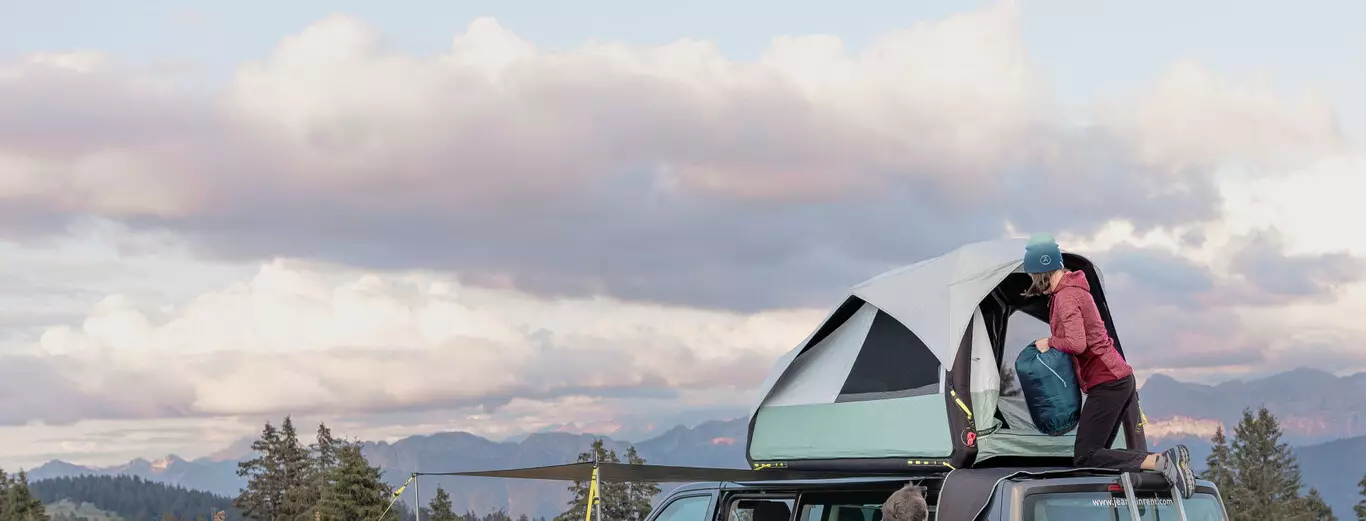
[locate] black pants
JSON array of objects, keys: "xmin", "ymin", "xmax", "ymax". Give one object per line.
[{"xmin": 1074, "ymin": 374, "xmax": 1149, "ymax": 470}]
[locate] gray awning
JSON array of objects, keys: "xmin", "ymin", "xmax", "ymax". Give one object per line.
[{"xmin": 417, "ymin": 462, "xmax": 894, "ymax": 483}]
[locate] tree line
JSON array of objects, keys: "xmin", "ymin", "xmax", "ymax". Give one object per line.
[
  {"xmin": 234, "ymin": 418, "xmax": 659, "ymax": 521},
  {"xmin": 30, "ymin": 474, "xmax": 240, "ymax": 521},
  {"xmin": 24, "ymin": 405, "xmax": 1366, "ymax": 521}
]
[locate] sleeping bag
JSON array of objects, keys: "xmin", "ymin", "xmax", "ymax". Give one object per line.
[{"xmin": 1014, "ymin": 344, "xmax": 1082, "ymax": 436}]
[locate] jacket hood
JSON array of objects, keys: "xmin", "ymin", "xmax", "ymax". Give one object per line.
[{"xmin": 1054, "ymin": 269, "xmax": 1091, "ymax": 293}]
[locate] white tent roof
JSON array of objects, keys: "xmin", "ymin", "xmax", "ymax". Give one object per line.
[
  {"xmin": 757, "ymin": 238, "xmax": 1055, "ymax": 396},
  {"xmin": 850, "ymin": 238, "xmax": 1034, "ymax": 365},
  {"xmin": 751, "ymin": 238, "xmax": 1067, "ymax": 412}
]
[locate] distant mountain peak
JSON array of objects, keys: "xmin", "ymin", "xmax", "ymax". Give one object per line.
[{"xmin": 151, "ymin": 455, "xmax": 184, "ymax": 473}]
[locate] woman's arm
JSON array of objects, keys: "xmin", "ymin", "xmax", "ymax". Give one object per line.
[{"xmin": 1046, "ymin": 292, "xmax": 1087, "ymax": 355}]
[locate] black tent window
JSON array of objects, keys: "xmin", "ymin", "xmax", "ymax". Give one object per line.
[{"xmin": 836, "ymin": 310, "xmax": 940, "ymax": 402}]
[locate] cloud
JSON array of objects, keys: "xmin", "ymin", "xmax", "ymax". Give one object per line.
[
  {"xmin": 1073, "ymin": 227, "xmax": 1366, "ymax": 377},
  {"xmin": 0, "ymin": 2, "xmax": 1346, "ymax": 312},
  {"xmin": 1095, "ymin": 59, "xmax": 1346, "ymax": 174},
  {"xmin": 10, "ymin": 224, "xmax": 1359, "ymax": 431},
  {"xmin": 1225, "ymin": 229, "xmax": 1366, "ymax": 303},
  {"xmin": 2, "ymin": 1, "xmax": 1364, "ymax": 465},
  {"xmin": 18, "ymin": 260, "xmax": 819, "ymax": 427}
]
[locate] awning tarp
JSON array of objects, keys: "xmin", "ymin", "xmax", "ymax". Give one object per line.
[{"xmin": 416, "ymin": 462, "xmax": 900, "ymax": 483}]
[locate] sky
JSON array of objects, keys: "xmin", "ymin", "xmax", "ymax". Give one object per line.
[{"xmin": 0, "ymin": 0, "xmax": 1364, "ymax": 468}]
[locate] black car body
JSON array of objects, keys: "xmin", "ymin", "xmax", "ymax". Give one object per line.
[{"xmin": 643, "ymin": 469, "xmax": 1228, "ymax": 521}]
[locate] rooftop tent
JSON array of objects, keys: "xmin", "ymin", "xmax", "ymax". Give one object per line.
[{"xmin": 745, "ymin": 239, "xmax": 1140, "ymax": 472}]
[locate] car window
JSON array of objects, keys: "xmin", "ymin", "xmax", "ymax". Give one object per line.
[
  {"xmin": 1024, "ymin": 492, "xmax": 1226, "ymax": 521},
  {"xmin": 654, "ymin": 495, "xmax": 713, "ymax": 521},
  {"xmin": 728, "ymin": 498, "xmax": 796, "ymax": 521}
]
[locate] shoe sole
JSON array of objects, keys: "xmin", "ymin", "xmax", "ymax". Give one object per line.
[
  {"xmin": 1176, "ymin": 445, "xmax": 1195, "ymax": 498},
  {"xmin": 1163, "ymin": 445, "xmax": 1196, "ymax": 497}
]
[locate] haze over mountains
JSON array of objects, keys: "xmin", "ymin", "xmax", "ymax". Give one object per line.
[{"xmin": 28, "ymin": 368, "xmax": 1366, "ymax": 519}]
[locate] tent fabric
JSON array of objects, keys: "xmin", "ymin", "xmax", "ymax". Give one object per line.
[
  {"xmin": 417, "ymin": 462, "xmax": 884, "ymax": 483},
  {"xmin": 849, "ymin": 239, "xmax": 1026, "ymax": 367},
  {"xmin": 764, "ymin": 303, "xmax": 877, "ymax": 407},
  {"xmin": 974, "ymin": 423, "xmax": 1130, "ymax": 462},
  {"xmin": 750, "ymin": 300, "xmax": 952, "ymax": 461},
  {"xmin": 967, "ymin": 308, "xmax": 1001, "ymax": 435},
  {"xmin": 749, "ymin": 394, "xmax": 953, "ymax": 461}
]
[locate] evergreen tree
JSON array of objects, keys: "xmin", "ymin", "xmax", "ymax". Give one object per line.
[
  {"xmin": 5, "ymin": 469, "xmax": 50, "ymax": 521},
  {"xmin": 427, "ymin": 486, "xmax": 458, "ymax": 521},
  {"xmin": 555, "ymin": 440, "xmax": 618, "ymax": 521},
  {"xmin": 0, "ymin": 468, "xmax": 13, "ymax": 521},
  {"xmin": 278, "ymin": 416, "xmax": 314, "ymax": 520},
  {"xmin": 1304, "ymin": 488, "xmax": 1336, "ymax": 521},
  {"xmin": 555, "ymin": 441, "xmax": 659, "ymax": 521},
  {"xmin": 1355, "ymin": 474, "xmax": 1366, "ymax": 521},
  {"xmin": 296, "ymin": 422, "xmax": 342, "ymax": 520},
  {"xmin": 618, "ymin": 447, "xmax": 659, "ymax": 521},
  {"xmin": 236, "ymin": 421, "xmax": 285, "ymax": 520},
  {"xmin": 318, "ymin": 442, "xmax": 399, "ymax": 521},
  {"xmin": 1224, "ymin": 407, "xmax": 1309, "ymax": 521},
  {"xmin": 313, "ymin": 423, "xmax": 342, "ymax": 478},
  {"xmin": 1203, "ymin": 426, "xmax": 1236, "ymax": 495}
]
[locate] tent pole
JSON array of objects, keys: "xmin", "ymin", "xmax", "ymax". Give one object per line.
[{"xmin": 594, "ymin": 463, "xmax": 602, "ymax": 521}]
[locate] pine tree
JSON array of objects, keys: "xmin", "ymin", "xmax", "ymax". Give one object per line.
[
  {"xmin": 1225, "ymin": 407, "xmax": 1308, "ymax": 521},
  {"xmin": 618, "ymin": 446, "xmax": 659, "ymax": 521},
  {"xmin": 1304, "ymin": 488, "xmax": 1336, "ymax": 521},
  {"xmin": 1204, "ymin": 426, "xmax": 1236, "ymax": 495},
  {"xmin": 236, "ymin": 421, "xmax": 285, "ymax": 520},
  {"xmin": 554, "ymin": 441, "xmax": 659, "ymax": 521},
  {"xmin": 295, "ymin": 422, "xmax": 342, "ymax": 520},
  {"xmin": 428, "ymin": 486, "xmax": 458, "ymax": 521},
  {"xmin": 313, "ymin": 423, "xmax": 342, "ymax": 478},
  {"xmin": 318, "ymin": 442, "xmax": 399, "ymax": 521},
  {"xmin": 278, "ymin": 416, "xmax": 313, "ymax": 521},
  {"xmin": 556, "ymin": 440, "xmax": 618, "ymax": 521},
  {"xmin": 1355, "ymin": 474, "xmax": 1366, "ymax": 521},
  {"xmin": 6, "ymin": 469, "xmax": 51, "ymax": 521}
]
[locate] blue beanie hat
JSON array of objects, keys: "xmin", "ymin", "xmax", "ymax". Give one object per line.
[{"xmin": 1022, "ymin": 233, "xmax": 1063, "ymax": 274}]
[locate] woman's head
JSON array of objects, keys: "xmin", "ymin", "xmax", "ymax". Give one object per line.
[{"xmin": 1022, "ymin": 233, "xmax": 1064, "ymax": 297}]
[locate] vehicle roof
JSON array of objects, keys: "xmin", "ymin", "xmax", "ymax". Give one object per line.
[{"xmin": 664, "ymin": 472, "xmax": 1216, "ymax": 495}]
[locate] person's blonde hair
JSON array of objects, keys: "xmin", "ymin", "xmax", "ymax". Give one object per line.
[
  {"xmin": 882, "ymin": 483, "xmax": 928, "ymax": 521},
  {"xmin": 1023, "ymin": 268, "xmax": 1063, "ymax": 297}
]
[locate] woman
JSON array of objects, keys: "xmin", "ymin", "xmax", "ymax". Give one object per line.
[{"xmin": 1022, "ymin": 233, "xmax": 1196, "ymax": 498}]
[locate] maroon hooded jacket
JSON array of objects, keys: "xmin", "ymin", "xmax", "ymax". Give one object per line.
[{"xmin": 1047, "ymin": 270, "xmax": 1133, "ymax": 393}]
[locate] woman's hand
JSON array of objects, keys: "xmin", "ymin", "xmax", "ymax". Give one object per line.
[{"xmin": 1034, "ymin": 338, "xmax": 1051, "ymax": 353}]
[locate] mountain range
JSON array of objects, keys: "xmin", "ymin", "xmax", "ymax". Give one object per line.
[{"xmin": 27, "ymin": 368, "xmax": 1366, "ymax": 519}]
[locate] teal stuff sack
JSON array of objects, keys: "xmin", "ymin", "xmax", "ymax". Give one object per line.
[{"xmin": 1014, "ymin": 344, "xmax": 1082, "ymax": 436}]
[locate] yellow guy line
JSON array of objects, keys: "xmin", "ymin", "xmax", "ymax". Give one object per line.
[{"xmin": 376, "ymin": 473, "xmax": 416, "ymax": 521}]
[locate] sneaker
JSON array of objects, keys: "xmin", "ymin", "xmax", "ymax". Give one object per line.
[
  {"xmin": 1158, "ymin": 445, "xmax": 1194, "ymax": 499},
  {"xmin": 1177, "ymin": 445, "xmax": 1196, "ymax": 497}
]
